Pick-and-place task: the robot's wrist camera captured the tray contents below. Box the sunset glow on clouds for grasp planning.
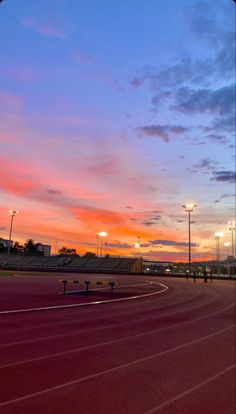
[0,0,235,261]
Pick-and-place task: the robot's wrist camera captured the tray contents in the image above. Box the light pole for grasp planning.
[228,221,235,274]
[135,236,141,257]
[182,203,197,275]
[97,231,107,257]
[214,232,224,276]
[7,209,19,255]
[224,242,230,276]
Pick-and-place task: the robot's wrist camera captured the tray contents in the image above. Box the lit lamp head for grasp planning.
[182,203,197,212]
[224,242,230,247]
[97,231,107,238]
[214,232,224,238]
[8,209,19,217]
[228,220,235,230]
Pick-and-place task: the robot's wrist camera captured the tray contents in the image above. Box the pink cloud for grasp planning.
[73,52,95,64]
[37,24,67,39]
[21,18,67,39]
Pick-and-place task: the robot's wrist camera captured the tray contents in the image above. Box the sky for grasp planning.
[0,0,235,261]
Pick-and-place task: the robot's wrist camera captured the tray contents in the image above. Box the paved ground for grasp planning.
[0,274,235,413]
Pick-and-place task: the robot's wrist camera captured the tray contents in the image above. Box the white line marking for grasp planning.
[1,316,235,370]
[0,283,168,315]
[143,363,236,413]
[0,300,235,350]
[0,324,234,407]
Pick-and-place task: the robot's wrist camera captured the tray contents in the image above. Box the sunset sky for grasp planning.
[0,0,235,261]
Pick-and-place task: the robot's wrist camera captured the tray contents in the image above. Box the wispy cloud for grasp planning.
[21,18,67,39]
[172,84,235,116]
[149,239,198,247]
[137,124,190,142]
[73,52,95,64]
[211,170,235,183]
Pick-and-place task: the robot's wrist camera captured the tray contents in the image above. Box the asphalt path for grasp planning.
[0,275,235,413]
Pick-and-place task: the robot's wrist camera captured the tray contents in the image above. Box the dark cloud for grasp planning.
[193,158,218,171]
[46,188,62,195]
[210,114,235,134]
[207,134,228,145]
[211,171,235,183]
[149,239,198,247]
[137,124,190,142]
[219,193,235,199]
[142,221,156,227]
[172,84,235,116]
[107,242,132,249]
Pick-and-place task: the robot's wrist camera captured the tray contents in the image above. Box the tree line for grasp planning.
[0,238,97,257]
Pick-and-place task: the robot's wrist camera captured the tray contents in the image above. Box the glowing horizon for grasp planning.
[0,0,235,262]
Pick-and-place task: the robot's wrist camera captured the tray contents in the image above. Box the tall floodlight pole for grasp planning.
[228,221,235,274]
[182,203,197,275]
[7,210,19,255]
[214,232,224,276]
[97,231,107,257]
[135,236,141,257]
[224,242,230,276]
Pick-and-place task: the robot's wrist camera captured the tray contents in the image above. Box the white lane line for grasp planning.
[0,324,235,408]
[143,363,236,414]
[0,283,219,336]
[0,300,235,350]
[0,302,236,349]
[1,314,235,370]
[0,283,168,315]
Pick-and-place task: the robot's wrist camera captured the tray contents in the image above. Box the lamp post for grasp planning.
[182,203,197,275]
[228,221,235,274]
[224,242,230,276]
[214,232,224,276]
[7,209,19,255]
[135,236,141,257]
[97,231,107,257]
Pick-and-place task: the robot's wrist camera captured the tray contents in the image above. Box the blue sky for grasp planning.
[0,0,235,260]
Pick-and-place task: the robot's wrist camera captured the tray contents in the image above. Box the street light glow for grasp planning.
[182,203,197,212]
[97,231,107,237]
[8,209,19,216]
[228,220,235,230]
[214,232,224,238]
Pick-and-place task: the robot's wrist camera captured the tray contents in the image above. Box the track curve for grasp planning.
[0,275,235,414]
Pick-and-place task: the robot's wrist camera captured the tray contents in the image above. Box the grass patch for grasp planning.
[0,271,16,276]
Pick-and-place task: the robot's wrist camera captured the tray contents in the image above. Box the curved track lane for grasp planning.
[0,276,235,414]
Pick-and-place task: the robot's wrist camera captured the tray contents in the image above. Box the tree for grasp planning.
[83,252,96,257]
[58,247,77,256]
[13,241,24,255]
[23,239,42,255]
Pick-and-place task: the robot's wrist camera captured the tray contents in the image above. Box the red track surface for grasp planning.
[0,274,235,414]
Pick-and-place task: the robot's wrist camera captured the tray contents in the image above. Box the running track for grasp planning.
[0,275,235,413]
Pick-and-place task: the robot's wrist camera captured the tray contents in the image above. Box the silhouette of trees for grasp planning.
[58,246,77,256]
[23,239,43,255]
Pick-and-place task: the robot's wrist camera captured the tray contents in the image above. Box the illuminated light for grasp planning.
[8,209,19,216]
[182,203,197,212]
[228,220,235,230]
[214,232,224,238]
[97,231,107,237]
[224,242,230,247]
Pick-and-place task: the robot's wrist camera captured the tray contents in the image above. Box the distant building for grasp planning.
[35,243,51,256]
[0,238,13,248]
